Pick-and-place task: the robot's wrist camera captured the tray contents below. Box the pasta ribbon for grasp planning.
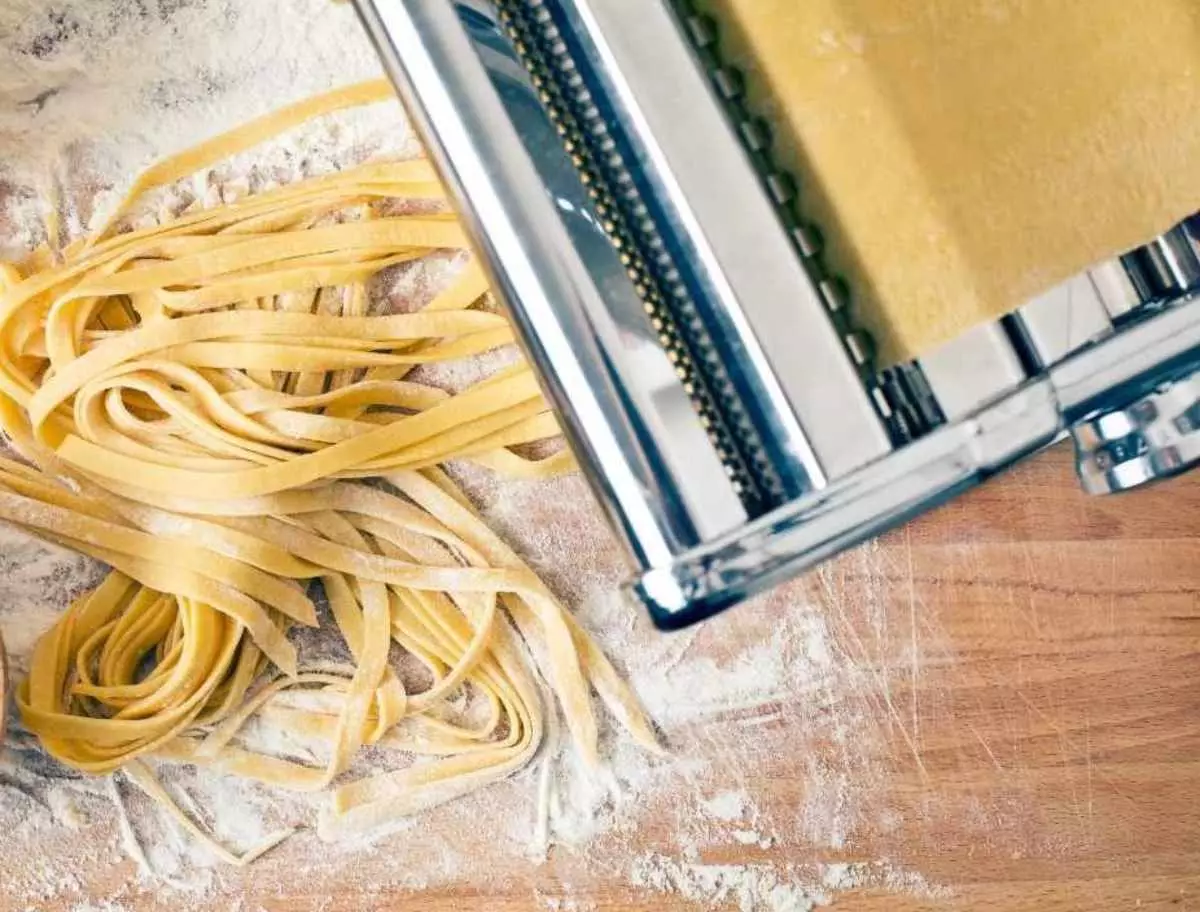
[1,80,658,861]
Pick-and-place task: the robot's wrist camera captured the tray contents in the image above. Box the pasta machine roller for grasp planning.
[352,0,1200,627]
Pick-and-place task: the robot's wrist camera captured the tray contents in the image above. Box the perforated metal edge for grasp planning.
[494,0,800,513]
[671,1,943,443]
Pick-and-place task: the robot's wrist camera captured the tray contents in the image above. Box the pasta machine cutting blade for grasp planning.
[351,0,1200,627]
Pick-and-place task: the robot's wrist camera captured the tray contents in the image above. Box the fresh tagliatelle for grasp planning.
[0,79,661,861]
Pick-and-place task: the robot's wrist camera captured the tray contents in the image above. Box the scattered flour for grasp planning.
[0,2,946,910]
[537,896,598,912]
[0,0,410,253]
[70,902,132,912]
[703,791,750,823]
[630,855,830,912]
[47,787,90,830]
[0,472,941,911]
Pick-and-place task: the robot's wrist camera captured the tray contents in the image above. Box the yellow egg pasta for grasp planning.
[0,80,657,862]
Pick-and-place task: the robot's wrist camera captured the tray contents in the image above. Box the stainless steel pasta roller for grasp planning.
[351,0,1200,627]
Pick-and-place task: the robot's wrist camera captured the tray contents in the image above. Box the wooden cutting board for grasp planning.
[812,444,1200,911]
[14,441,1200,911]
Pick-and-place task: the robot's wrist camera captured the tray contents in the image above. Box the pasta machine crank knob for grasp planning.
[1071,370,1200,494]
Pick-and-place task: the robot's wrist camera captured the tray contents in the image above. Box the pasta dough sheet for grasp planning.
[701,0,1200,364]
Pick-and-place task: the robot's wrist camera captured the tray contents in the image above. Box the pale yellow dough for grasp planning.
[703,0,1200,363]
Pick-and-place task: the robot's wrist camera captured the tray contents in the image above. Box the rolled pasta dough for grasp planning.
[702,0,1200,362]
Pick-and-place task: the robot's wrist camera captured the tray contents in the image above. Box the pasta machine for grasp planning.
[351,1,1200,627]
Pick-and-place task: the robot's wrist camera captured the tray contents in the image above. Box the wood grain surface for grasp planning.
[9,441,1200,911]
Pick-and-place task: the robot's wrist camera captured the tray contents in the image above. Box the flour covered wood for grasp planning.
[0,2,963,910]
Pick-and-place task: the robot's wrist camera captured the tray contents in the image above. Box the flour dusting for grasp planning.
[0,2,941,910]
[0,0,409,253]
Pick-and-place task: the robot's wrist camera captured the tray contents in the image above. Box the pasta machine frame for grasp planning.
[353,0,1200,627]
